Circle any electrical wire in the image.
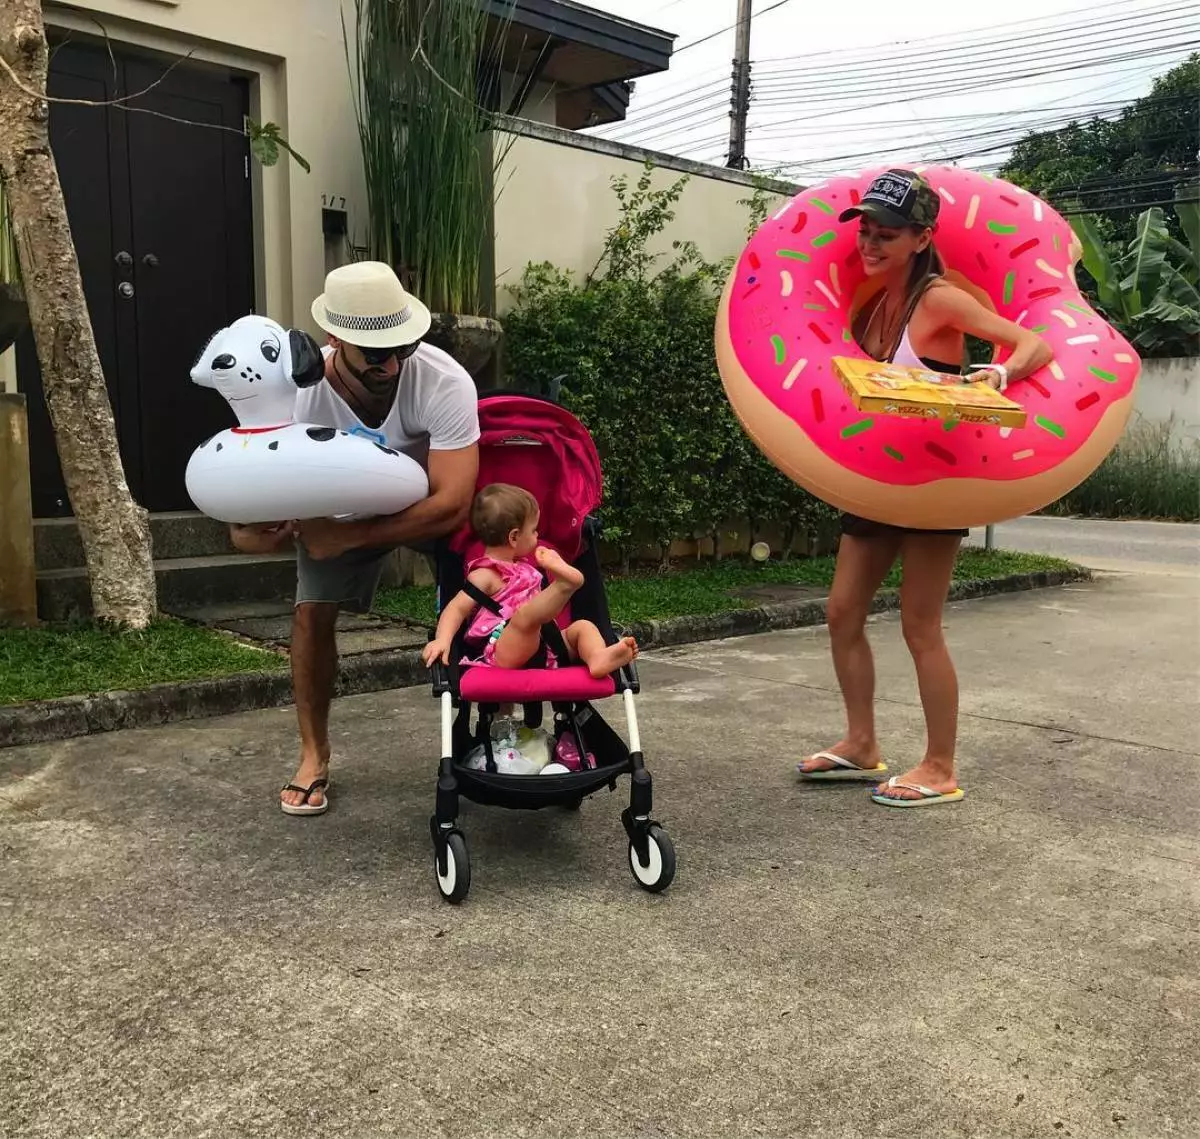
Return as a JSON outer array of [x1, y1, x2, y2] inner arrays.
[[609, 34, 1195, 147], [604, 4, 1195, 142], [613, 0, 1187, 113], [615, 40, 1198, 150], [748, 41, 1199, 118], [743, 93, 1196, 142], [737, 53, 1197, 145], [745, 29, 1198, 105], [751, 4, 1193, 81], [673, 0, 793, 56], [754, 0, 1194, 65]]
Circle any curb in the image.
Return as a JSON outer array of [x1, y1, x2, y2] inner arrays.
[[0, 567, 1091, 750], [625, 565, 1093, 648]]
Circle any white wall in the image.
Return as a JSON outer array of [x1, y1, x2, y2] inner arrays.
[[1132, 357, 1200, 449], [490, 119, 798, 314]]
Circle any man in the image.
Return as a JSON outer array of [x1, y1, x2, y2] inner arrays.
[[230, 261, 480, 816]]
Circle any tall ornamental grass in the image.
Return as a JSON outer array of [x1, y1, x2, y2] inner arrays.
[[345, 0, 515, 316], [1043, 421, 1200, 521]]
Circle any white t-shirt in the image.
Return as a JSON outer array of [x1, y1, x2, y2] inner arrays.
[[295, 343, 480, 471]]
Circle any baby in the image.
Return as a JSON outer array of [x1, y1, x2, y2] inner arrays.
[[422, 482, 638, 678]]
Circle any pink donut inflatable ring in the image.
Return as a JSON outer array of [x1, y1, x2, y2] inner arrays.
[[715, 164, 1141, 530]]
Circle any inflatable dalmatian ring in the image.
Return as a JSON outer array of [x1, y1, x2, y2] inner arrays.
[[184, 314, 430, 524]]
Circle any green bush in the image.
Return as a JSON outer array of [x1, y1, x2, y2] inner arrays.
[[502, 163, 837, 569], [1042, 422, 1200, 521]]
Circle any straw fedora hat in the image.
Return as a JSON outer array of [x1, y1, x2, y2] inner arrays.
[[310, 261, 432, 348]]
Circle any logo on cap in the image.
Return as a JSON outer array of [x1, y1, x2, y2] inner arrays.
[[864, 172, 916, 211]]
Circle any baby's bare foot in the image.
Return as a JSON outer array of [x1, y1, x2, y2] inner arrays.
[[588, 635, 638, 679], [535, 546, 584, 590]]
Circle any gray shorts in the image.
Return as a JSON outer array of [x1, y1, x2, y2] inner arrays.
[[295, 543, 407, 613]]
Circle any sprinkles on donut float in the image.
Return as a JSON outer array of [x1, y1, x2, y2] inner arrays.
[[715, 165, 1141, 531]]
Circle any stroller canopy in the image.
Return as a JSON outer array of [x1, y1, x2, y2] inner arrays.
[[450, 393, 603, 563]]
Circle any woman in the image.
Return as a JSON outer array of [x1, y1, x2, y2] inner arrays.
[[796, 169, 1052, 806]]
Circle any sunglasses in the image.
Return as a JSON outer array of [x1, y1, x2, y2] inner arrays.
[[358, 340, 421, 367]]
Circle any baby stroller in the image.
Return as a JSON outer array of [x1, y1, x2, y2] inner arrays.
[[428, 390, 676, 904]]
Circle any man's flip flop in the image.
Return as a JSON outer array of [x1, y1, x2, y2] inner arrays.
[[797, 751, 888, 781], [869, 777, 965, 807], [280, 777, 330, 816]]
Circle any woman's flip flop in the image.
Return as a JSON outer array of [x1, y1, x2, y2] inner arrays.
[[279, 777, 330, 816], [797, 751, 888, 781], [869, 776, 965, 807]]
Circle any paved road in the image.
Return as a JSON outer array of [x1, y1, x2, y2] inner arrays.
[[3, 570, 1198, 1138], [967, 514, 1200, 572]]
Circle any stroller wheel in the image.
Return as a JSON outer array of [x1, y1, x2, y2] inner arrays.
[[628, 825, 676, 894], [435, 832, 471, 904]]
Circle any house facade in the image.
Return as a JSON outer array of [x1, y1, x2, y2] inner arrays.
[[6, 0, 676, 517]]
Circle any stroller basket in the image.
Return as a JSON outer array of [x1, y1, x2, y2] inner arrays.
[[426, 391, 676, 904]]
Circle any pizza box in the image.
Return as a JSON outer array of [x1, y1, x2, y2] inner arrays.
[[832, 356, 1027, 429]]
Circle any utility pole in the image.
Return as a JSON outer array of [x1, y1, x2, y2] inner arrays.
[[726, 0, 752, 169]]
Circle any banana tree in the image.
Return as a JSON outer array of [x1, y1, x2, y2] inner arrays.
[[1069, 186, 1200, 358]]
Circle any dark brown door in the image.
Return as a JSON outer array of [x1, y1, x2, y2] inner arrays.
[[16, 40, 254, 516]]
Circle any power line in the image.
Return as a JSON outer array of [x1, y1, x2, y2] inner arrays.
[[648, 68, 1194, 172], [1059, 195, 1198, 216], [743, 93, 1197, 142], [750, 41, 1199, 120], [757, 81, 1199, 175], [752, 5, 1194, 85], [673, 0, 792, 55], [615, 38, 1197, 150], [739, 54, 1196, 148], [608, 21, 1194, 145], [745, 27, 1197, 105], [754, 0, 1192, 65]]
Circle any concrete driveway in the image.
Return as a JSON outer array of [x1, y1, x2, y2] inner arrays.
[[2, 563, 1197, 1138]]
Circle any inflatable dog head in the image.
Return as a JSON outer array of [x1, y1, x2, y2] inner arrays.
[[191, 314, 325, 428]]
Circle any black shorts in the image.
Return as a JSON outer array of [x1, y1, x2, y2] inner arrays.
[[839, 512, 968, 540]]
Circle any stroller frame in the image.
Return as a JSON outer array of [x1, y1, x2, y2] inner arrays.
[[425, 393, 676, 904]]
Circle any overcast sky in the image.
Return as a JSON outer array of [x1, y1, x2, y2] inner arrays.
[[580, 0, 1199, 180]]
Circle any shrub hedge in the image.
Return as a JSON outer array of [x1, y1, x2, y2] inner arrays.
[[501, 165, 838, 569]]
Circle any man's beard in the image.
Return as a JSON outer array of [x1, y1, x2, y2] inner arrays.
[[329, 349, 401, 428]]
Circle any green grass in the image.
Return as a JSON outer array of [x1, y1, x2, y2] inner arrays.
[[1041, 423, 1200, 522], [0, 618, 286, 707], [375, 548, 1078, 627]]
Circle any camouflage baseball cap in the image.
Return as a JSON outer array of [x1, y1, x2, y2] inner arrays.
[[838, 168, 940, 229]]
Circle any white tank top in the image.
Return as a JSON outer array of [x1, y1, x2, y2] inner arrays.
[[891, 325, 926, 370]]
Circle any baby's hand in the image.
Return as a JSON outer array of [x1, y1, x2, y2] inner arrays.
[[422, 639, 451, 668]]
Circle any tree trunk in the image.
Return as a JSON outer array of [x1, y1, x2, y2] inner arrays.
[[0, 5, 155, 626]]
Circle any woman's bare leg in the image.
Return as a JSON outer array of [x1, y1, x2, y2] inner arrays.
[[873, 533, 963, 800], [797, 532, 902, 774]]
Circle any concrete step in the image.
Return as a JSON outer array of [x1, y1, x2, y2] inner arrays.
[[37, 552, 298, 622], [34, 511, 235, 571]]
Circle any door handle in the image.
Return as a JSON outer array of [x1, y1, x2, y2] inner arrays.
[[118, 282, 134, 299], [142, 253, 159, 268], [115, 251, 133, 268]]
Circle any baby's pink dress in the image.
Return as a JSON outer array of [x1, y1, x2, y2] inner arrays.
[[461, 554, 558, 668]]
